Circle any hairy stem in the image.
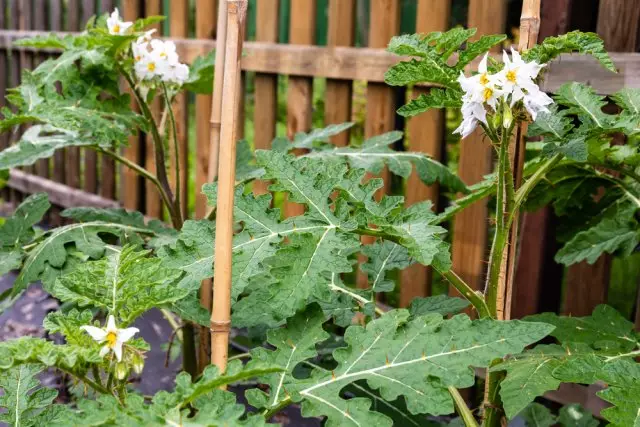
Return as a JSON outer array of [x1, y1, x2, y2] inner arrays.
[[449, 386, 479, 427], [262, 397, 293, 420], [162, 83, 182, 221]]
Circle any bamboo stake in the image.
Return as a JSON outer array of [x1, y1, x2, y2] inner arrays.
[[497, 0, 541, 320], [208, 0, 229, 183], [210, 0, 247, 372]]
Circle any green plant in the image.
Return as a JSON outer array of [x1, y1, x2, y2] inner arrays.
[[0, 9, 638, 427]]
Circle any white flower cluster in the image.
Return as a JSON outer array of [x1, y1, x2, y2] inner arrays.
[[81, 315, 139, 362], [107, 8, 189, 86], [454, 49, 553, 138]]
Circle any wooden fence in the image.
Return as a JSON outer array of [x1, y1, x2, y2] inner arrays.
[[1, 0, 640, 408]]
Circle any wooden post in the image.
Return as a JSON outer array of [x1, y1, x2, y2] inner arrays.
[[121, 0, 143, 211], [357, 0, 400, 290], [207, 0, 228, 184], [399, 0, 450, 307], [564, 0, 640, 318], [210, 0, 247, 372], [450, 0, 506, 305], [144, 0, 163, 218], [196, 0, 217, 373], [325, 0, 355, 148], [65, 0, 81, 189], [253, 0, 280, 196], [170, 0, 190, 218], [100, 0, 116, 201], [500, 0, 542, 320], [82, 1, 98, 194], [283, 0, 316, 217]]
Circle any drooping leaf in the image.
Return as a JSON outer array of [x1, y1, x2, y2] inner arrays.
[[0, 337, 102, 374], [43, 309, 96, 346], [290, 122, 356, 150], [0, 192, 50, 248], [183, 51, 215, 94], [520, 403, 556, 427], [13, 221, 154, 295], [434, 176, 495, 225], [523, 31, 615, 72], [0, 364, 67, 427], [51, 245, 186, 325], [554, 82, 611, 129]]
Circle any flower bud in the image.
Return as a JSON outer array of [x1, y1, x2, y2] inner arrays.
[[115, 362, 129, 380], [502, 102, 514, 129], [132, 353, 145, 375], [492, 112, 502, 130]]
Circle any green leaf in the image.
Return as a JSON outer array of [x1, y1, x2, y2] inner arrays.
[[611, 88, 640, 114], [523, 31, 616, 72], [520, 403, 556, 427], [57, 360, 279, 426], [493, 345, 566, 418], [256, 309, 552, 425], [291, 122, 355, 149], [0, 249, 23, 276], [0, 337, 102, 374], [397, 88, 463, 117], [0, 192, 49, 248], [554, 82, 611, 129], [51, 245, 186, 325], [43, 309, 96, 346], [13, 221, 155, 296], [456, 35, 507, 68], [554, 197, 639, 265], [183, 51, 215, 94], [360, 241, 411, 292], [409, 295, 469, 317], [529, 106, 575, 143], [0, 364, 66, 427], [246, 304, 330, 411], [385, 57, 459, 88], [525, 305, 638, 352], [303, 131, 467, 193], [434, 176, 495, 225], [596, 359, 640, 427]]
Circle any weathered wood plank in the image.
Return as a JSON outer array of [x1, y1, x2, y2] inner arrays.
[[82, 0, 98, 194], [399, 0, 450, 307], [1, 31, 638, 94], [7, 169, 119, 209], [99, 0, 116, 200], [252, 0, 279, 196]]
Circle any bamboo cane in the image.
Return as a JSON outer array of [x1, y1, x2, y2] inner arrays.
[[210, 0, 247, 372], [207, 0, 229, 184], [496, 0, 541, 320]]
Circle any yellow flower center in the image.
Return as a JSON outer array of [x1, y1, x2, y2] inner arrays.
[[506, 69, 517, 83], [147, 62, 156, 72], [479, 73, 489, 85], [483, 87, 494, 102], [160, 52, 167, 58], [113, 24, 120, 34], [135, 55, 141, 62], [106, 331, 118, 348]]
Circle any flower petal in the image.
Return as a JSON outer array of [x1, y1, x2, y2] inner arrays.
[[81, 325, 107, 342], [99, 346, 110, 358], [117, 327, 140, 343], [478, 53, 488, 74], [106, 315, 117, 332], [113, 342, 123, 362]]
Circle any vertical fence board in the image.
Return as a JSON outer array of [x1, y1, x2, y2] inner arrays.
[[399, 0, 450, 307], [324, 0, 355, 147], [195, 0, 217, 217], [511, 0, 570, 319], [121, 0, 143, 211], [284, 0, 316, 217], [170, 0, 189, 218], [99, 1, 116, 200], [449, 0, 507, 298], [563, 0, 640, 317], [144, 0, 163, 217], [0, 0, 7, 205], [63, 0, 82, 189], [8, 0, 21, 204], [31, 1, 49, 180], [82, 0, 98, 194], [357, 0, 400, 289], [252, 0, 279, 196], [18, 0, 32, 178]]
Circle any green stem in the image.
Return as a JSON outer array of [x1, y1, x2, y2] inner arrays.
[[91, 366, 103, 387], [482, 369, 505, 427], [228, 352, 251, 361], [160, 308, 183, 341], [438, 269, 491, 319], [449, 386, 479, 427], [162, 83, 182, 220], [262, 397, 293, 420]]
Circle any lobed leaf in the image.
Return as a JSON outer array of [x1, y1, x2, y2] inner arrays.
[[523, 31, 615, 72]]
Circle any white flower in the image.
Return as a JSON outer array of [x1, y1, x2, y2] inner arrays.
[[163, 63, 190, 85], [454, 54, 502, 138], [150, 39, 179, 65], [496, 49, 553, 119], [81, 315, 139, 362], [134, 49, 168, 81], [107, 8, 133, 36]]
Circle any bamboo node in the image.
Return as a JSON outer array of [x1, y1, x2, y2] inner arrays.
[[210, 320, 231, 332]]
